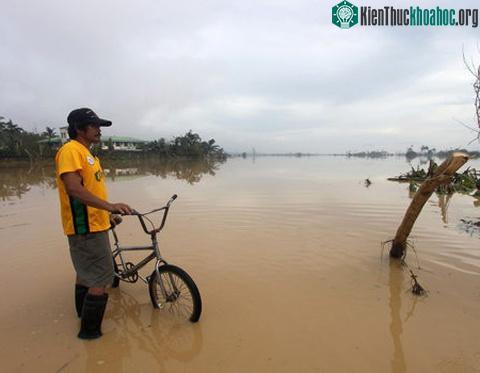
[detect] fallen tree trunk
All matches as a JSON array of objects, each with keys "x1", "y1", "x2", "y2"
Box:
[{"x1": 390, "y1": 152, "x2": 469, "y2": 258}]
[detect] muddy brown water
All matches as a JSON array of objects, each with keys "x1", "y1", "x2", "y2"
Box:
[{"x1": 1, "y1": 156, "x2": 479, "y2": 372}]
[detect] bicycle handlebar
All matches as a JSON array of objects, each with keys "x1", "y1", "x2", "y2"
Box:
[
  {"x1": 122, "y1": 194, "x2": 178, "y2": 235},
  {"x1": 140, "y1": 194, "x2": 177, "y2": 215}
]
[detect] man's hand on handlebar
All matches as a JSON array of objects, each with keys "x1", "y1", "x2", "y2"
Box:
[
  {"x1": 110, "y1": 214, "x2": 123, "y2": 227},
  {"x1": 109, "y1": 202, "x2": 134, "y2": 215}
]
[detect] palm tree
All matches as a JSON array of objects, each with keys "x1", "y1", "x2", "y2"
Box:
[
  {"x1": 42, "y1": 126, "x2": 57, "y2": 139},
  {"x1": 41, "y1": 126, "x2": 57, "y2": 153},
  {"x1": 1, "y1": 119, "x2": 24, "y2": 156}
]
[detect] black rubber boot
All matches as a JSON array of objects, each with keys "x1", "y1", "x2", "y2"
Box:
[
  {"x1": 75, "y1": 284, "x2": 89, "y2": 318},
  {"x1": 78, "y1": 293, "x2": 109, "y2": 340}
]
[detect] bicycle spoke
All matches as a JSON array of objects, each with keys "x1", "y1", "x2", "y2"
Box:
[
  {"x1": 148, "y1": 265, "x2": 201, "y2": 322},
  {"x1": 152, "y1": 271, "x2": 195, "y2": 320}
]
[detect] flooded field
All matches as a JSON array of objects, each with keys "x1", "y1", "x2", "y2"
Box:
[{"x1": 1, "y1": 156, "x2": 479, "y2": 372}]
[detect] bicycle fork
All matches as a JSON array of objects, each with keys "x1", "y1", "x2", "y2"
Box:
[{"x1": 152, "y1": 237, "x2": 180, "y2": 303}]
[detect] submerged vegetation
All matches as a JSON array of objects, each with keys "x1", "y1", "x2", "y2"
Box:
[
  {"x1": 388, "y1": 159, "x2": 480, "y2": 197},
  {"x1": 459, "y1": 218, "x2": 480, "y2": 236},
  {"x1": 389, "y1": 160, "x2": 480, "y2": 196}
]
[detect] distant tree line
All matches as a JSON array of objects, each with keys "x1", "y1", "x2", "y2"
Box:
[
  {"x1": 405, "y1": 145, "x2": 480, "y2": 159},
  {"x1": 0, "y1": 116, "x2": 226, "y2": 161},
  {"x1": 140, "y1": 130, "x2": 226, "y2": 159},
  {"x1": 94, "y1": 130, "x2": 226, "y2": 160},
  {"x1": 0, "y1": 117, "x2": 56, "y2": 160},
  {"x1": 346, "y1": 150, "x2": 392, "y2": 158},
  {"x1": 344, "y1": 146, "x2": 479, "y2": 159}
]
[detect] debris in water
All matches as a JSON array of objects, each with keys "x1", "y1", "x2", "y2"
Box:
[
  {"x1": 382, "y1": 240, "x2": 427, "y2": 296},
  {"x1": 459, "y1": 218, "x2": 480, "y2": 236},
  {"x1": 409, "y1": 270, "x2": 426, "y2": 296}
]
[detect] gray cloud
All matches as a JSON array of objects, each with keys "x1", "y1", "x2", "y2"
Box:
[{"x1": 1, "y1": 0, "x2": 480, "y2": 153}]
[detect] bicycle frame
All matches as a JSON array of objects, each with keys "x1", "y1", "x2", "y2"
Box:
[
  {"x1": 111, "y1": 195, "x2": 177, "y2": 285},
  {"x1": 108, "y1": 195, "x2": 201, "y2": 322}
]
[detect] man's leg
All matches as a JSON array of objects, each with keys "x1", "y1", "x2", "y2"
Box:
[
  {"x1": 88, "y1": 287, "x2": 106, "y2": 295},
  {"x1": 69, "y1": 231, "x2": 113, "y2": 340},
  {"x1": 75, "y1": 282, "x2": 89, "y2": 318},
  {"x1": 75, "y1": 282, "x2": 107, "y2": 318},
  {"x1": 78, "y1": 286, "x2": 109, "y2": 340}
]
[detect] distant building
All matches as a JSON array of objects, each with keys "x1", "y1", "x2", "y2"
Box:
[
  {"x1": 100, "y1": 136, "x2": 146, "y2": 151},
  {"x1": 37, "y1": 136, "x2": 62, "y2": 151},
  {"x1": 59, "y1": 126, "x2": 68, "y2": 144},
  {"x1": 38, "y1": 131, "x2": 146, "y2": 151}
]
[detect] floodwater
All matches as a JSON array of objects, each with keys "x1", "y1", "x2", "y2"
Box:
[{"x1": 1, "y1": 156, "x2": 479, "y2": 372}]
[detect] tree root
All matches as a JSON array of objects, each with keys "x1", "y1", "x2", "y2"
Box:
[
  {"x1": 408, "y1": 269, "x2": 426, "y2": 296},
  {"x1": 382, "y1": 239, "x2": 427, "y2": 296}
]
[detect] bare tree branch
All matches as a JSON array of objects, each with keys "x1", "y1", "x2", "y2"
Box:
[
  {"x1": 467, "y1": 136, "x2": 480, "y2": 146},
  {"x1": 453, "y1": 118, "x2": 479, "y2": 133},
  {"x1": 462, "y1": 45, "x2": 477, "y2": 77},
  {"x1": 462, "y1": 46, "x2": 480, "y2": 138}
]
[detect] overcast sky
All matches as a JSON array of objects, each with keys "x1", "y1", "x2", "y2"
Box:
[{"x1": 1, "y1": 0, "x2": 480, "y2": 153}]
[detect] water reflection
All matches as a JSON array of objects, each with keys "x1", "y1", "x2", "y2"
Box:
[
  {"x1": 389, "y1": 260, "x2": 406, "y2": 373},
  {"x1": 0, "y1": 157, "x2": 226, "y2": 200},
  {"x1": 84, "y1": 288, "x2": 203, "y2": 371},
  {"x1": 437, "y1": 194, "x2": 452, "y2": 224},
  {"x1": 0, "y1": 165, "x2": 56, "y2": 200},
  {"x1": 405, "y1": 184, "x2": 478, "y2": 228},
  {"x1": 103, "y1": 157, "x2": 225, "y2": 185}
]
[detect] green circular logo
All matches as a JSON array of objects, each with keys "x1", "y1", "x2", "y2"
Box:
[{"x1": 332, "y1": 1, "x2": 359, "y2": 29}]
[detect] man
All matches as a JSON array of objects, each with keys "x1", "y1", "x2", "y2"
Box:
[{"x1": 55, "y1": 108, "x2": 133, "y2": 340}]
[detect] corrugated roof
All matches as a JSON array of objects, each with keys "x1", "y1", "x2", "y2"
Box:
[
  {"x1": 101, "y1": 136, "x2": 146, "y2": 143},
  {"x1": 38, "y1": 137, "x2": 61, "y2": 143},
  {"x1": 37, "y1": 136, "x2": 147, "y2": 144}
]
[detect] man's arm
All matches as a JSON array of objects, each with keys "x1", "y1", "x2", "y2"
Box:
[{"x1": 61, "y1": 172, "x2": 133, "y2": 215}]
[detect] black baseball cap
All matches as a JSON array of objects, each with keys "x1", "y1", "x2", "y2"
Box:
[{"x1": 67, "y1": 108, "x2": 112, "y2": 127}]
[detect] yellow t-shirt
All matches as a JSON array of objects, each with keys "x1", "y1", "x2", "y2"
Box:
[{"x1": 55, "y1": 140, "x2": 110, "y2": 235}]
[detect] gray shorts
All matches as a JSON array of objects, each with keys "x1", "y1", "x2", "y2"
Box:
[{"x1": 67, "y1": 231, "x2": 114, "y2": 288}]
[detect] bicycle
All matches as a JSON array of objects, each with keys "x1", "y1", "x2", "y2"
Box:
[{"x1": 110, "y1": 194, "x2": 202, "y2": 323}]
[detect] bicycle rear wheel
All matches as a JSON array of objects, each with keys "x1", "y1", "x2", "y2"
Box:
[{"x1": 148, "y1": 264, "x2": 202, "y2": 323}]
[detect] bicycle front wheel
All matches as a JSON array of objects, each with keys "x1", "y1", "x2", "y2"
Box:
[{"x1": 148, "y1": 264, "x2": 202, "y2": 323}]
